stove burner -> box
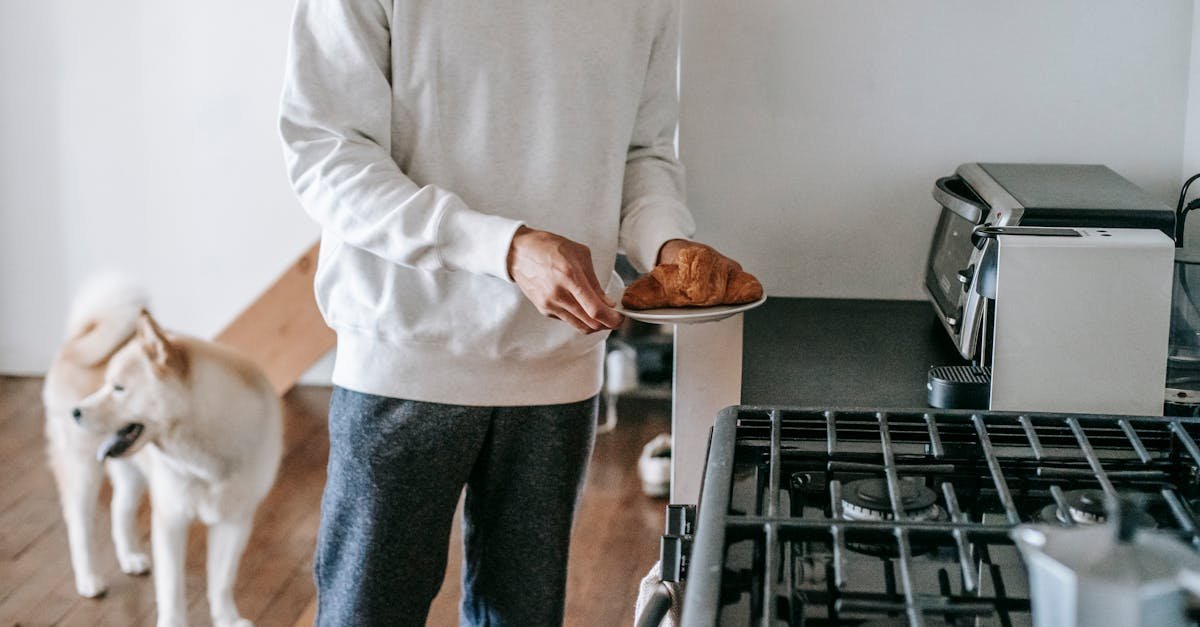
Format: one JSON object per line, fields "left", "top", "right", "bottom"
{"left": 841, "top": 477, "right": 940, "bottom": 521}
{"left": 1064, "top": 488, "right": 1107, "bottom": 523}
{"left": 1038, "top": 489, "right": 1157, "bottom": 528}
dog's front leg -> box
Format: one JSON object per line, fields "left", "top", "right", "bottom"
{"left": 151, "top": 508, "right": 190, "bottom": 627}
{"left": 107, "top": 458, "right": 150, "bottom": 575}
{"left": 206, "top": 515, "right": 254, "bottom": 627}
{"left": 50, "top": 450, "right": 107, "bottom": 598}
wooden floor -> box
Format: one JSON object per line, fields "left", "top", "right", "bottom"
{"left": 0, "top": 376, "right": 671, "bottom": 626}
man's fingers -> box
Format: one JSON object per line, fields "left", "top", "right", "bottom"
{"left": 546, "top": 304, "right": 596, "bottom": 334}
{"left": 556, "top": 292, "right": 604, "bottom": 332}
{"left": 579, "top": 266, "right": 624, "bottom": 324}
{"left": 582, "top": 265, "right": 622, "bottom": 311}
{"left": 582, "top": 263, "right": 606, "bottom": 295}
{"left": 559, "top": 263, "right": 617, "bottom": 325}
{"left": 572, "top": 283, "right": 622, "bottom": 329}
{"left": 511, "top": 231, "right": 624, "bottom": 333}
{"left": 551, "top": 264, "right": 616, "bottom": 330}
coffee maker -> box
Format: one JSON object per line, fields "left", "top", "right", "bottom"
{"left": 923, "top": 163, "right": 1175, "bottom": 416}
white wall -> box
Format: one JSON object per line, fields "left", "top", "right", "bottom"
{"left": 3, "top": 2, "right": 1197, "bottom": 376}
{"left": 1185, "top": 3, "right": 1200, "bottom": 183}
{"left": 0, "top": 0, "right": 333, "bottom": 379}
{"left": 1, "top": 1, "right": 67, "bottom": 374}
{"left": 681, "top": 1, "right": 1197, "bottom": 299}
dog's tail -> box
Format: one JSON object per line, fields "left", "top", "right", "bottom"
{"left": 63, "top": 272, "right": 149, "bottom": 366}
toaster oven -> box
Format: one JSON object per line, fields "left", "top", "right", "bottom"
{"left": 925, "top": 163, "right": 1175, "bottom": 360}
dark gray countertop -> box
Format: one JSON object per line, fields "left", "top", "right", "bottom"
{"left": 740, "top": 297, "right": 967, "bottom": 407}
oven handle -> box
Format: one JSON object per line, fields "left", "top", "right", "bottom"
{"left": 933, "top": 175, "right": 986, "bottom": 224}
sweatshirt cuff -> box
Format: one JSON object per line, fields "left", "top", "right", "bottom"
{"left": 620, "top": 197, "right": 697, "bottom": 273}
{"left": 437, "top": 201, "right": 526, "bottom": 281}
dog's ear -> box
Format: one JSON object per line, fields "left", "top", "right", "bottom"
{"left": 137, "top": 310, "right": 186, "bottom": 375}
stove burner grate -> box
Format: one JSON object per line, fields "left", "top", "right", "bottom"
{"left": 683, "top": 407, "right": 1200, "bottom": 627}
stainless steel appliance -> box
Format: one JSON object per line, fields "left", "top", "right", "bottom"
{"left": 926, "top": 163, "right": 1174, "bottom": 358}
{"left": 924, "top": 164, "right": 1176, "bottom": 414}
{"left": 679, "top": 406, "right": 1200, "bottom": 626}
{"left": 979, "top": 227, "right": 1173, "bottom": 415}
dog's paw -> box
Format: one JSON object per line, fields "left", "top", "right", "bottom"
{"left": 214, "top": 618, "right": 252, "bottom": 627}
{"left": 156, "top": 610, "right": 189, "bottom": 627}
{"left": 75, "top": 572, "right": 108, "bottom": 598}
{"left": 118, "top": 551, "right": 151, "bottom": 575}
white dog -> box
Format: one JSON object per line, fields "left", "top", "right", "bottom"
{"left": 44, "top": 276, "right": 282, "bottom": 627}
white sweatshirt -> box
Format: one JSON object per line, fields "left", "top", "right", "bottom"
{"left": 279, "top": 0, "right": 695, "bottom": 406}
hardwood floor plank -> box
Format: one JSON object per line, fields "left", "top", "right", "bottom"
{"left": 290, "top": 598, "right": 318, "bottom": 627}
{"left": 0, "top": 521, "right": 94, "bottom": 623}
{"left": 255, "top": 554, "right": 315, "bottom": 627}
{"left": 0, "top": 375, "right": 41, "bottom": 429}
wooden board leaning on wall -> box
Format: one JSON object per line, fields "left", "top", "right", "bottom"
{"left": 215, "top": 241, "right": 335, "bottom": 396}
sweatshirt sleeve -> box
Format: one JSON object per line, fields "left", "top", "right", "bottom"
{"left": 618, "top": 0, "right": 697, "bottom": 274}
{"left": 278, "top": 0, "right": 524, "bottom": 281}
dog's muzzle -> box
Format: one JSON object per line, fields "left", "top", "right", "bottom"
{"left": 97, "top": 423, "right": 145, "bottom": 461}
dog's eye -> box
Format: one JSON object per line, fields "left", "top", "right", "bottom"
{"left": 112, "top": 384, "right": 125, "bottom": 393}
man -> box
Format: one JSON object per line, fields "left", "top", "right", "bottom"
{"left": 279, "top": 1, "right": 742, "bottom": 624}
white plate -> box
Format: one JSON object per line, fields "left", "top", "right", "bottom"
{"left": 615, "top": 295, "right": 768, "bottom": 325}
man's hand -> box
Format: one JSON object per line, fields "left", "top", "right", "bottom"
{"left": 656, "top": 238, "right": 742, "bottom": 269}
{"left": 656, "top": 239, "right": 692, "bottom": 266}
{"left": 507, "top": 227, "right": 624, "bottom": 334}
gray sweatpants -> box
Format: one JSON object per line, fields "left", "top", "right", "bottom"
{"left": 314, "top": 386, "right": 597, "bottom": 627}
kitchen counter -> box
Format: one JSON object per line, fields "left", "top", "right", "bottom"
{"left": 740, "top": 297, "right": 966, "bottom": 407}
{"left": 669, "top": 296, "right": 966, "bottom": 503}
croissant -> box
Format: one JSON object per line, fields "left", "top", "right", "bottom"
{"left": 622, "top": 244, "right": 763, "bottom": 309}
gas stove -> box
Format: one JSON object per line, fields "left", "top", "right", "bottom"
{"left": 680, "top": 407, "right": 1200, "bottom": 626}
